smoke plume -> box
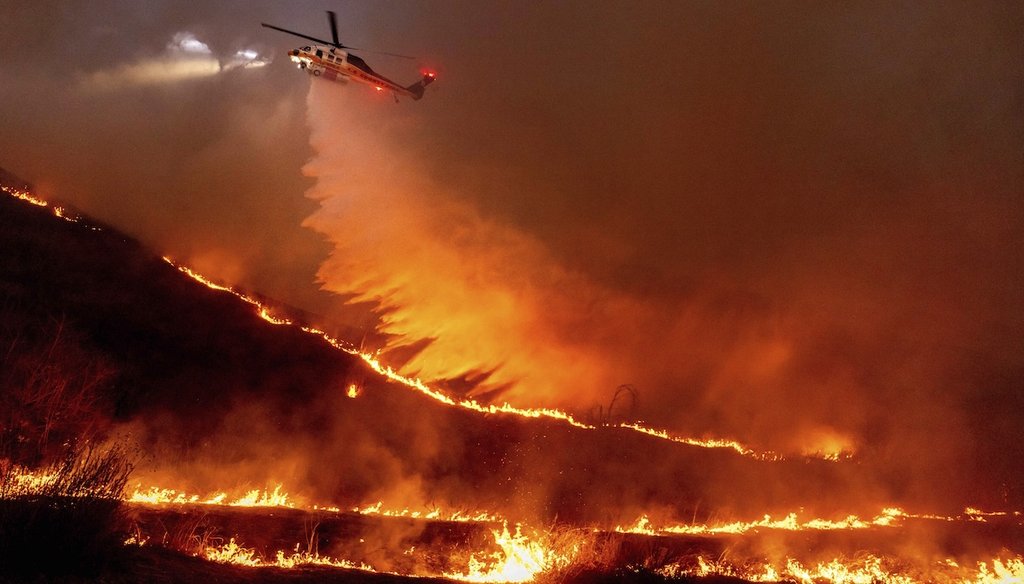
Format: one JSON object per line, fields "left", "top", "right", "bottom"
{"left": 302, "top": 1, "right": 1024, "bottom": 507}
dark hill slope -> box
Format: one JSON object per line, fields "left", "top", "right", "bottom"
{"left": 0, "top": 189, "right": 860, "bottom": 526}
{"left": 0, "top": 192, "right": 353, "bottom": 424}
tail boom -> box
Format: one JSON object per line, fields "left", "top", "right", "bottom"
{"left": 404, "top": 73, "right": 436, "bottom": 100}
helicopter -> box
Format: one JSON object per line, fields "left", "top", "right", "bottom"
{"left": 261, "top": 11, "right": 435, "bottom": 101}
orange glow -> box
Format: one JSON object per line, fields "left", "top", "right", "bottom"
{"left": 662, "top": 554, "right": 1024, "bottom": 584}
{"left": 159, "top": 255, "right": 806, "bottom": 462}
{"left": 615, "top": 507, "right": 908, "bottom": 537}
{"left": 204, "top": 538, "right": 376, "bottom": 571}
{"left": 346, "top": 383, "right": 361, "bottom": 398}
{"left": 128, "top": 481, "right": 504, "bottom": 524}
{"left": 199, "top": 525, "right": 575, "bottom": 583}
{"left": 129, "top": 484, "right": 295, "bottom": 508}
{"left": 2, "top": 185, "right": 46, "bottom": 207}
{"left": 2, "top": 185, "right": 92, "bottom": 229}
{"left": 353, "top": 500, "right": 501, "bottom": 523}
{"left": 10, "top": 163, "right": 1024, "bottom": 584}
{"left": 443, "top": 523, "right": 578, "bottom": 583}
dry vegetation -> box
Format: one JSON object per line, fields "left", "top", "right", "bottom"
{"left": 0, "top": 444, "right": 133, "bottom": 577}
{"left": 0, "top": 306, "right": 134, "bottom": 578}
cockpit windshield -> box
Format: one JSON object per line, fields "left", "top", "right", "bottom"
{"left": 302, "top": 46, "right": 311, "bottom": 52}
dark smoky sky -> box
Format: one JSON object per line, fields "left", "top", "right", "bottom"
{"left": 2, "top": 1, "right": 1023, "bottom": 478}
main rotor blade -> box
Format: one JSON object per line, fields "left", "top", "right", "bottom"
{"left": 327, "top": 11, "right": 341, "bottom": 46}
{"left": 347, "top": 47, "right": 417, "bottom": 60}
{"left": 261, "top": 23, "right": 336, "bottom": 47}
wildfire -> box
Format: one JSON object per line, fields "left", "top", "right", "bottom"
{"left": 203, "top": 538, "right": 377, "bottom": 571}
{"left": 1, "top": 467, "right": 57, "bottom": 493}
{"left": 443, "top": 523, "right": 578, "bottom": 583}
{"left": 200, "top": 523, "right": 574, "bottom": 583}
{"left": 2, "top": 185, "right": 88, "bottom": 226}
{"left": 663, "top": 554, "right": 1024, "bottom": 584}
{"left": 158, "top": 254, "right": 821, "bottom": 462}
{"left": 129, "top": 484, "right": 294, "bottom": 508}
{"left": 617, "top": 422, "right": 781, "bottom": 460}
{"left": 2, "top": 185, "right": 46, "bottom": 207}
{"left": 0, "top": 182, "right": 852, "bottom": 463}
{"left": 128, "top": 481, "right": 510, "bottom": 526}
{"left": 353, "top": 500, "right": 501, "bottom": 523}
{"left": 346, "top": 383, "right": 360, "bottom": 398}
{"left": 615, "top": 507, "right": 908, "bottom": 537}
{"left": 10, "top": 173, "right": 1024, "bottom": 584}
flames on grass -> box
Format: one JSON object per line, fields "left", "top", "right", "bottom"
{"left": 195, "top": 523, "right": 578, "bottom": 583}
{"left": 160, "top": 257, "right": 821, "bottom": 463}
{"left": 0, "top": 186, "right": 850, "bottom": 462}
{"left": 128, "top": 482, "right": 502, "bottom": 522}
{"left": 5, "top": 186, "right": 1024, "bottom": 583}
{"left": 664, "top": 555, "right": 1024, "bottom": 584}
{"left": 122, "top": 476, "right": 1024, "bottom": 583}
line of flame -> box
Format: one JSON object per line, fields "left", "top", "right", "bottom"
{"left": 9, "top": 187, "right": 1024, "bottom": 584}
{"left": 201, "top": 521, "right": 576, "bottom": 583}
{"left": 0, "top": 185, "right": 824, "bottom": 462}
{"left": 129, "top": 482, "right": 504, "bottom": 523}
{"left": 203, "top": 537, "right": 378, "bottom": 571}
{"left": 160, "top": 255, "right": 799, "bottom": 462}
{"left": 353, "top": 500, "right": 502, "bottom": 523}
{"left": 2, "top": 186, "right": 95, "bottom": 228}
{"left": 128, "top": 484, "right": 293, "bottom": 508}
{"left": 663, "top": 554, "right": 1024, "bottom": 584}
{"left": 613, "top": 506, "right": 1024, "bottom": 537}
{"left": 187, "top": 524, "right": 1024, "bottom": 584}
{"left": 12, "top": 464, "right": 1024, "bottom": 583}
{"left": 615, "top": 507, "right": 908, "bottom": 537}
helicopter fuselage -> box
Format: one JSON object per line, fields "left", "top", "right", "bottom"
{"left": 262, "top": 12, "right": 434, "bottom": 101}
{"left": 289, "top": 44, "right": 423, "bottom": 99}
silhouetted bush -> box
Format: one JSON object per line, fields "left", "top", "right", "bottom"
{"left": 0, "top": 310, "right": 115, "bottom": 467}
{"left": 0, "top": 443, "right": 133, "bottom": 577}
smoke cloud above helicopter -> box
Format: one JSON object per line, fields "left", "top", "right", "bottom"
{"left": 1, "top": 1, "right": 1023, "bottom": 504}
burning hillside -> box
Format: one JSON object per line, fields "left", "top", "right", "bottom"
{"left": 2, "top": 181, "right": 1024, "bottom": 583}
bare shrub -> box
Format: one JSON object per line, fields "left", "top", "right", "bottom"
{"left": 0, "top": 311, "right": 116, "bottom": 466}
{"left": 587, "top": 384, "right": 639, "bottom": 426}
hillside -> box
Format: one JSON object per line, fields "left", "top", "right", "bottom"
{"left": 0, "top": 183, "right": 863, "bottom": 523}
{"left": 4, "top": 179, "right": 1024, "bottom": 584}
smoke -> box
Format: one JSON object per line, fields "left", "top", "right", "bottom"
{"left": 303, "top": 83, "right": 641, "bottom": 407}
{"left": 302, "top": 81, "right": 866, "bottom": 453}
{"left": 301, "top": 1, "right": 1024, "bottom": 506}
{"left": 1, "top": 1, "right": 1022, "bottom": 511}
{"left": 80, "top": 31, "right": 270, "bottom": 92}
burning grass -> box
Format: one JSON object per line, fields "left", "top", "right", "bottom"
{"left": 0, "top": 444, "right": 134, "bottom": 577}
{"left": 4, "top": 185, "right": 1024, "bottom": 583}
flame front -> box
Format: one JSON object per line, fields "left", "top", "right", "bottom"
{"left": 615, "top": 507, "right": 909, "bottom": 537}
{"left": 157, "top": 250, "right": 826, "bottom": 462}
{"left": 443, "top": 523, "right": 576, "bottom": 583}
{"left": 129, "top": 484, "right": 294, "bottom": 508}
{"left": 5, "top": 187, "right": 1024, "bottom": 584}
{"left": 663, "top": 554, "right": 1024, "bottom": 584}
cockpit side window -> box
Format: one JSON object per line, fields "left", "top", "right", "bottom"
{"left": 315, "top": 49, "right": 323, "bottom": 58}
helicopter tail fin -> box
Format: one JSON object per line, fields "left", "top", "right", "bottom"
{"left": 405, "top": 73, "right": 436, "bottom": 100}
